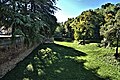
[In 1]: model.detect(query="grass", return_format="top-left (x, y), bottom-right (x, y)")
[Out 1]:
top-left (1, 43), bottom-right (103, 80)
top-left (55, 41), bottom-right (120, 80)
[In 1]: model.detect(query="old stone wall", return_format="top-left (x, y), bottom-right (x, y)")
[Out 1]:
top-left (0, 44), bottom-right (39, 78)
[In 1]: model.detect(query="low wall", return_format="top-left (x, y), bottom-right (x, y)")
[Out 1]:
top-left (0, 44), bottom-right (39, 78)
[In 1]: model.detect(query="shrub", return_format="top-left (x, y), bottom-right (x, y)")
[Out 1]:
top-left (38, 48), bottom-right (61, 66)
top-left (54, 37), bottom-right (64, 41)
top-left (64, 38), bottom-right (73, 42)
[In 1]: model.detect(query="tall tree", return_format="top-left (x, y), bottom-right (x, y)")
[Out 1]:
top-left (0, 0), bottom-right (58, 46)
top-left (70, 10), bottom-right (104, 44)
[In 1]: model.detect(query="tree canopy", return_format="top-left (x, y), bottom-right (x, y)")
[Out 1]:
top-left (54, 2), bottom-right (120, 46)
top-left (0, 0), bottom-right (58, 46)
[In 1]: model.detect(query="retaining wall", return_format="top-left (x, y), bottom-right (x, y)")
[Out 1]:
top-left (0, 44), bottom-right (39, 78)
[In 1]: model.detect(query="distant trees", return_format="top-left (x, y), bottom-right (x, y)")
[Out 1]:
top-left (54, 2), bottom-right (120, 48)
top-left (100, 3), bottom-right (120, 48)
top-left (70, 10), bottom-right (104, 44)
top-left (54, 19), bottom-right (74, 41)
top-left (54, 22), bottom-right (64, 39)
top-left (64, 18), bottom-right (74, 39)
top-left (0, 0), bottom-right (58, 46)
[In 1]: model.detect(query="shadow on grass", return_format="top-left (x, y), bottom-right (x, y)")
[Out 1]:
top-left (1, 43), bottom-right (104, 80)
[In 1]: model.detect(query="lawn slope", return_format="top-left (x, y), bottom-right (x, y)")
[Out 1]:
top-left (1, 43), bottom-right (103, 80)
top-left (55, 41), bottom-right (120, 80)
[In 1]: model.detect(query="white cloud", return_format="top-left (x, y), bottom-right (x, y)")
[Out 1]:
top-left (54, 9), bottom-right (82, 22)
top-left (55, 11), bottom-right (68, 22)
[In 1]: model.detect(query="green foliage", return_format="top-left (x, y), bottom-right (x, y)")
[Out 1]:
top-left (64, 38), bottom-right (73, 42)
top-left (70, 10), bottom-right (104, 42)
top-left (54, 23), bottom-right (64, 38)
top-left (100, 5), bottom-right (120, 47)
top-left (0, 0), bottom-right (58, 46)
top-left (58, 9), bottom-right (104, 43)
top-left (58, 2), bottom-right (120, 47)
top-left (54, 18), bottom-right (74, 41)
top-left (38, 48), bottom-right (61, 66)
top-left (74, 31), bottom-right (81, 41)
top-left (13, 29), bottom-right (25, 36)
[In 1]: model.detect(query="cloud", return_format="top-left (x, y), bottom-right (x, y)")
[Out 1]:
top-left (55, 11), bottom-right (69, 22)
top-left (55, 10), bottom-right (76, 22)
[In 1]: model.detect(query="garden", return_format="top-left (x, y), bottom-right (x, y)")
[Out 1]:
top-left (0, 0), bottom-right (120, 80)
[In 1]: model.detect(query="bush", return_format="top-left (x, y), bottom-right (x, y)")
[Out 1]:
top-left (38, 48), bottom-right (61, 66)
top-left (64, 38), bottom-right (73, 42)
top-left (78, 40), bottom-right (101, 45)
top-left (54, 37), bottom-right (64, 41)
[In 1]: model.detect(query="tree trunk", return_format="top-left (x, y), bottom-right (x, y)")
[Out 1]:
top-left (30, 0), bottom-right (34, 12)
top-left (25, 2), bottom-right (27, 15)
top-left (11, 1), bottom-right (15, 42)
top-left (106, 41), bottom-right (111, 48)
top-left (30, 0), bottom-right (36, 13)
top-left (114, 36), bottom-right (119, 59)
top-left (83, 36), bottom-right (85, 45)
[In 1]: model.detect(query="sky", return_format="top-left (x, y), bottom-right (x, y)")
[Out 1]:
top-left (54, 0), bottom-right (120, 22)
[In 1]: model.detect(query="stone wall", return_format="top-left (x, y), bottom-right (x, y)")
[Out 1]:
top-left (0, 44), bottom-right (39, 78)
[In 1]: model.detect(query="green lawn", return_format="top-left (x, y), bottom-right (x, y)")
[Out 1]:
top-left (55, 41), bottom-right (120, 80)
top-left (1, 41), bottom-right (120, 80)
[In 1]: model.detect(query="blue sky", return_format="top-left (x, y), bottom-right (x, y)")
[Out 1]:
top-left (54, 0), bottom-right (120, 22)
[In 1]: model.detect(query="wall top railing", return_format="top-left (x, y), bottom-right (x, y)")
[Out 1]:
top-left (0, 35), bottom-right (12, 38)
top-left (0, 35), bottom-right (21, 38)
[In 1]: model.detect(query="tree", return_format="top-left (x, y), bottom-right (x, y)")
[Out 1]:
top-left (114, 28), bottom-right (120, 59)
top-left (0, 0), bottom-right (58, 46)
top-left (69, 10), bottom-right (104, 44)
top-left (64, 18), bottom-right (74, 38)
top-left (114, 10), bottom-right (120, 58)
top-left (54, 22), bottom-right (64, 38)
top-left (100, 4), bottom-right (120, 48)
